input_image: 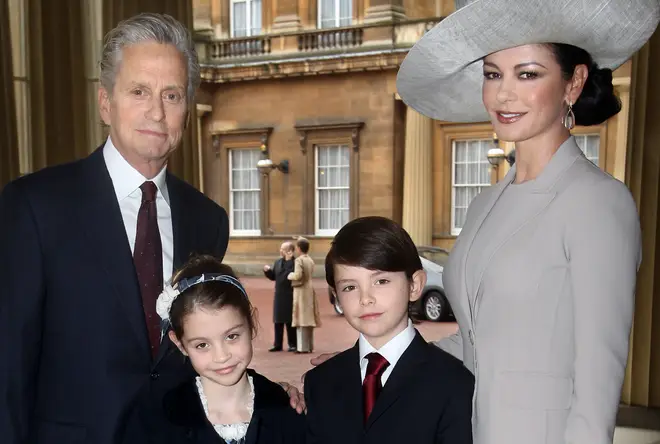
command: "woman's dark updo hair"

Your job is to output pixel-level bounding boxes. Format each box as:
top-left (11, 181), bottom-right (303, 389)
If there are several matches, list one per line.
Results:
top-left (168, 254), bottom-right (258, 340)
top-left (547, 43), bottom-right (621, 126)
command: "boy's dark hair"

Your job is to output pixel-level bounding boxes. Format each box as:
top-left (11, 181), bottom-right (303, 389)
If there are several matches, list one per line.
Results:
top-left (325, 216), bottom-right (423, 289)
top-left (169, 254), bottom-right (258, 340)
top-left (296, 237), bottom-right (310, 254)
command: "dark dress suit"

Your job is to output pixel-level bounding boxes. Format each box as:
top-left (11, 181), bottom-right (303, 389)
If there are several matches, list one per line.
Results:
top-left (0, 147), bottom-right (229, 444)
top-left (304, 331), bottom-right (474, 444)
top-left (264, 258), bottom-right (296, 349)
top-left (125, 368), bottom-right (306, 444)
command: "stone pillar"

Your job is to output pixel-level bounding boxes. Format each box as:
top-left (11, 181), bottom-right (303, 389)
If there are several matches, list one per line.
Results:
top-left (27, 0), bottom-right (89, 171)
top-left (82, 0), bottom-right (105, 152)
top-left (103, 0), bottom-right (200, 187)
top-left (272, 0), bottom-right (302, 32)
top-left (0, 0), bottom-right (19, 188)
top-left (364, 0), bottom-right (406, 23)
top-left (613, 81), bottom-right (631, 182)
top-left (196, 104), bottom-right (212, 193)
top-left (621, 28), bottom-right (660, 409)
top-left (402, 106), bottom-right (433, 246)
top-left (211, 0), bottom-right (230, 38)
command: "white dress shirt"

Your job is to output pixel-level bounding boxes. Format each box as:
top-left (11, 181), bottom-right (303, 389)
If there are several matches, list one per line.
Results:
top-left (103, 137), bottom-right (174, 284)
top-left (358, 319), bottom-right (416, 386)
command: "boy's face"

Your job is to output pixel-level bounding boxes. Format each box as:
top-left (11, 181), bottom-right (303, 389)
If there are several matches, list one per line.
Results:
top-left (333, 265), bottom-right (426, 349)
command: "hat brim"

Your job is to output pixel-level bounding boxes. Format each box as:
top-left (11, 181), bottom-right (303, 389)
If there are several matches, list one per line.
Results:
top-left (397, 0), bottom-right (660, 122)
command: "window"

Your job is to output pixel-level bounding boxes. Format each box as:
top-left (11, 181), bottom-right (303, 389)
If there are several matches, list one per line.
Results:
top-left (451, 139), bottom-right (494, 235)
top-left (229, 148), bottom-right (261, 235)
top-left (315, 144), bottom-right (350, 235)
top-left (231, 0), bottom-right (262, 37)
top-left (574, 134), bottom-right (600, 166)
top-left (318, 0), bottom-right (352, 28)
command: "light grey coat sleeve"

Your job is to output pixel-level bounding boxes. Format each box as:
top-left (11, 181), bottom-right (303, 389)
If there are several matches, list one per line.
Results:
top-left (564, 179), bottom-right (642, 444)
top-left (433, 332), bottom-right (464, 362)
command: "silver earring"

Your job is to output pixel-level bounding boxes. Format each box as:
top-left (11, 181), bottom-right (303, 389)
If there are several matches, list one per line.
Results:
top-left (563, 101), bottom-right (575, 130)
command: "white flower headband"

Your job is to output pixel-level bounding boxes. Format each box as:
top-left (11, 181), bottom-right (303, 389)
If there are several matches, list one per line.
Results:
top-left (155, 273), bottom-right (248, 322)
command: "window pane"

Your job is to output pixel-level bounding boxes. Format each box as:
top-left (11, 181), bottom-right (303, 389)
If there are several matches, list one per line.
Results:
top-left (339, 0), bottom-right (352, 26)
top-left (229, 148), bottom-right (260, 232)
top-left (316, 145), bottom-right (350, 232)
top-left (451, 139), bottom-right (493, 233)
top-left (251, 0), bottom-right (262, 35)
top-left (232, 1), bottom-right (247, 37)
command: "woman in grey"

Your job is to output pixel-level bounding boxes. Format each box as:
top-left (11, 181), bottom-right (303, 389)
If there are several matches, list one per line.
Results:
top-left (394, 0), bottom-right (657, 443)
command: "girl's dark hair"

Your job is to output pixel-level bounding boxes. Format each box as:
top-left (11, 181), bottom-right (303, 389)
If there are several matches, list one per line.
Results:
top-left (169, 255), bottom-right (257, 340)
top-left (325, 216), bottom-right (423, 289)
top-left (547, 43), bottom-right (621, 126)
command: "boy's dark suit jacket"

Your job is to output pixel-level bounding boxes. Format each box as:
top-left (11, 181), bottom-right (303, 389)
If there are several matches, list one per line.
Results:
top-left (0, 147), bottom-right (229, 444)
top-left (125, 368), bottom-right (306, 444)
top-left (304, 331), bottom-right (475, 444)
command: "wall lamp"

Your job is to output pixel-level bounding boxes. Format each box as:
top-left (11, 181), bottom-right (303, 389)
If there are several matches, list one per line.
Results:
top-left (256, 142), bottom-right (289, 176)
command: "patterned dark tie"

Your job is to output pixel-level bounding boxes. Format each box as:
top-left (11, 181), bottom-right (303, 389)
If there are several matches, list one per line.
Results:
top-left (363, 352), bottom-right (390, 424)
top-left (134, 181), bottom-right (163, 359)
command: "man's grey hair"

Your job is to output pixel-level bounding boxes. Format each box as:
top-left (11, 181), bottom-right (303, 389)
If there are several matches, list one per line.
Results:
top-left (100, 13), bottom-right (200, 102)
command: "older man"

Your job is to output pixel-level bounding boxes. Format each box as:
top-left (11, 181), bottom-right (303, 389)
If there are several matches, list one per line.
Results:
top-left (0, 13), bottom-right (228, 444)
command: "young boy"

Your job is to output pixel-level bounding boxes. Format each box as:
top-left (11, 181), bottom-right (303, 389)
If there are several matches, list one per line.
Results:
top-left (304, 216), bottom-right (474, 444)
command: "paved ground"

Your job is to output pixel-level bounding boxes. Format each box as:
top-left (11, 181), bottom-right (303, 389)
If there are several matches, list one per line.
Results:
top-left (243, 277), bottom-right (458, 389)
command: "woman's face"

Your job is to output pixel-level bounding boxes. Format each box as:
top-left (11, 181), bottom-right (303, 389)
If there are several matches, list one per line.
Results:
top-left (482, 44), bottom-right (573, 144)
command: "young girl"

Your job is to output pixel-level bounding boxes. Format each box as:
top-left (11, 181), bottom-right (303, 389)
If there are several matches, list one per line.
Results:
top-left (126, 254), bottom-right (306, 444)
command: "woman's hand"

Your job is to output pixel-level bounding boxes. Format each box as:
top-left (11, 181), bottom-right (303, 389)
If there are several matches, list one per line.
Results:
top-left (280, 382), bottom-right (306, 414)
top-left (310, 352), bottom-right (339, 366)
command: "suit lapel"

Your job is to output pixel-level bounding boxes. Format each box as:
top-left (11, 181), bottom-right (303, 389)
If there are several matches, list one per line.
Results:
top-left (168, 173), bottom-right (196, 270)
top-left (153, 173), bottom-right (196, 368)
top-left (78, 148), bottom-right (151, 360)
top-left (334, 344), bottom-right (366, 435)
top-left (459, 170), bottom-right (512, 315)
top-left (366, 333), bottom-right (428, 429)
top-left (468, 137), bottom-right (584, 319)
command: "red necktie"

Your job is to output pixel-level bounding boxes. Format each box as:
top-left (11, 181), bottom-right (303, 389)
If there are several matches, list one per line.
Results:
top-left (363, 352), bottom-right (390, 424)
top-left (134, 181), bottom-right (163, 359)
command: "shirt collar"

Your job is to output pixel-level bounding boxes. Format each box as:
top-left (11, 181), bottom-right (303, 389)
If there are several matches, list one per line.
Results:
top-left (102, 137), bottom-right (170, 205)
top-left (358, 319), bottom-right (416, 369)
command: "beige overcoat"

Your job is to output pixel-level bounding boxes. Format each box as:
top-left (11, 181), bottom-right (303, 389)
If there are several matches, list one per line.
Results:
top-left (288, 254), bottom-right (320, 328)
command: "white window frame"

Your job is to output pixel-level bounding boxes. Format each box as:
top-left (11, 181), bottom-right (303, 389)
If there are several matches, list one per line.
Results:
top-left (451, 139), bottom-right (493, 236)
top-left (318, 0), bottom-right (352, 29)
top-left (230, 0), bottom-right (261, 37)
top-left (228, 149), bottom-right (261, 236)
top-left (574, 134), bottom-right (600, 166)
top-left (314, 144), bottom-right (350, 236)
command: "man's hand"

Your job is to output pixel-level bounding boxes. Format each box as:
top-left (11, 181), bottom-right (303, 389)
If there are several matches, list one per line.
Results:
top-left (284, 251), bottom-right (294, 260)
top-left (310, 352), bottom-right (339, 366)
top-left (280, 382), bottom-right (306, 414)
top-left (263, 265), bottom-right (271, 272)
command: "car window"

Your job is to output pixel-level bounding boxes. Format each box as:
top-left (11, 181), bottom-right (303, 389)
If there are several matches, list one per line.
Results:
top-left (417, 248), bottom-right (449, 267)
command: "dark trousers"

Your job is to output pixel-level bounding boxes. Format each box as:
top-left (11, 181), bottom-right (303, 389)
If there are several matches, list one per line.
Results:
top-left (274, 322), bottom-right (297, 349)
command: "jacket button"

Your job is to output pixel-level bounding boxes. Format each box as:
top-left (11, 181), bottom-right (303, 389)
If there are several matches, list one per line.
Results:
top-left (150, 372), bottom-right (159, 380)
top-left (468, 329), bottom-right (475, 345)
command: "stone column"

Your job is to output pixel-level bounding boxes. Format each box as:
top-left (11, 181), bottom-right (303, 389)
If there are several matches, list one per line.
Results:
top-left (103, 0), bottom-right (200, 187)
top-left (272, 0), bottom-right (302, 32)
top-left (364, 0), bottom-right (406, 23)
top-left (613, 80), bottom-right (631, 182)
top-left (621, 29), bottom-right (660, 409)
top-left (402, 106), bottom-right (433, 246)
top-left (196, 104), bottom-right (213, 193)
top-left (82, 0), bottom-right (105, 152)
top-left (26, 0), bottom-right (89, 171)
top-left (0, 0), bottom-right (19, 188)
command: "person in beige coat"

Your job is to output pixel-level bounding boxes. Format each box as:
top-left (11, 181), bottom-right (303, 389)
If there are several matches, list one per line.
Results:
top-left (288, 237), bottom-right (320, 353)
top-left (394, 0), bottom-right (656, 443)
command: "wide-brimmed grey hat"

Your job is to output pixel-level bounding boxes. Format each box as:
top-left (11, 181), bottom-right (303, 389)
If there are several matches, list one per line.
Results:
top-left (396, 0), bottom-right (660, 122)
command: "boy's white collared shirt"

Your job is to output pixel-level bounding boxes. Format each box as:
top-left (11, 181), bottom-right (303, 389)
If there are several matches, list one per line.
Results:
top-left (358, 319), bottom-right (416, 386)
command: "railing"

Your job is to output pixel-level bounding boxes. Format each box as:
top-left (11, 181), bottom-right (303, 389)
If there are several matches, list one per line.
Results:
top-left (298, 27), bottom-right (364, 51)
top-left (197, 18), bottom-right (441, 63)
top-left (206, 35), bottom-right (272, 59)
